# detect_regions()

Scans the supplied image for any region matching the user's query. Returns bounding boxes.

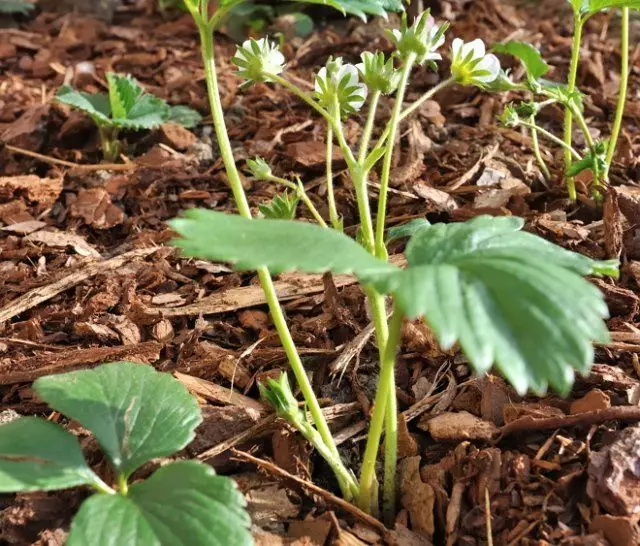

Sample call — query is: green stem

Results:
[358,308,403,512]
[196,22,349,495]
[269,73,359,169]
[374,54,416,260]
[519,119,581,160]
[564,12,583,201]
[293,414,359,498]
[606,7,629,170]
[117,473,128,495]
[529,115,551,180]
[267,174,327,228]
[358,91,381,164]
[89,474,117,495]
[399,76,455,123]
[369,76,451,177]
[326,122,340,230]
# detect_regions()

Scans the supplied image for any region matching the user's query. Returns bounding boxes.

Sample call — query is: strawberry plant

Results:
[170,1,620,523]
[0,362,252,546]
[495,1,638,199]
[55,73,202,161]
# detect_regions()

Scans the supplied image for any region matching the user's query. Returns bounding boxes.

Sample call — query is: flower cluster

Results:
[231,10,502,117]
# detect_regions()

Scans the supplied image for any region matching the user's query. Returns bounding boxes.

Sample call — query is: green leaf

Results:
[589,0,640,13]
[170,209,395,277]
[167,105,202,128]
[370,216,617,395]
[386,218,431,243]
[493,41,550,79]
[0,417,100,492]
[67,461,252,546]
[258,191,300,220]
[105,73,169,130]
[55,87,112,127]
[34,362,202,478]
[0,1,34,14]
[289,0,402,20]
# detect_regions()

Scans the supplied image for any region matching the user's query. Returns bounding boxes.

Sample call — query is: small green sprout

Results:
[0,362,252,546]
[259,191,300,220]
[55,73,202,161]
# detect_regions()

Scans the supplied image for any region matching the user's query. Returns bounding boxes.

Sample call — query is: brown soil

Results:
[0,0,639,545]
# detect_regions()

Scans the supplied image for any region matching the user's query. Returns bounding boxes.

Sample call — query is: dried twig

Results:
[231,449,391,538]
[4,144,136,171]
[499,406,640,437]
[0,247,157,325]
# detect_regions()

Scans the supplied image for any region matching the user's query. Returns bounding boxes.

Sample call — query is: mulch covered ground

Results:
[0,0,639,544]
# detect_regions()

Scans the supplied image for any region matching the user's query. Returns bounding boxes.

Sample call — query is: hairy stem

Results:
[369,76,451,177]
[196,23,352,497]
[375,54,416,260]
[359,91,381,164]
[358,308,403,513]
[606,7,629,171]
[529,115,551,180]
[326,101,340,229]
[519,119,581,160]
[564,13,583,201]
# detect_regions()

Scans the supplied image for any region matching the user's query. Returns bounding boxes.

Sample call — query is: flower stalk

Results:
[564,10,584,201]
[606,7,629,172]
[193,19,352,499]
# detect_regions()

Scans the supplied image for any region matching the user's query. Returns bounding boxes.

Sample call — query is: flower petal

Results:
[451,38,464,62]
[473,54,501,83]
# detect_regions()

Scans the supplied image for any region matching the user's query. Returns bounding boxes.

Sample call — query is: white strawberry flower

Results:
[232,38,285,84]
[389,11,448,65]
[450,38,501,86]
[314,57,368,117]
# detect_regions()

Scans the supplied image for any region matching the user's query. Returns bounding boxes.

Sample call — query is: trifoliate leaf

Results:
[259,191,300,220]
[0,417,100,492]
[67,461,252,546]
[34,362,202,478]
[170,209,395,277]
[55,87,112,126]
[167,105,202,128]
[370,216,617,395]
[493,41,550,79]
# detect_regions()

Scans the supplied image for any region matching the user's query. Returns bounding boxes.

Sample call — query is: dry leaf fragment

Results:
[25,230,102,258]
[570,389,611,415]
[425,411,499,442]
[587,424,640,516]
[590,514,640,546]
[70,188,124,229]
[0,175,63,210]
[399,456,435,538]
[413,183,457,212]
